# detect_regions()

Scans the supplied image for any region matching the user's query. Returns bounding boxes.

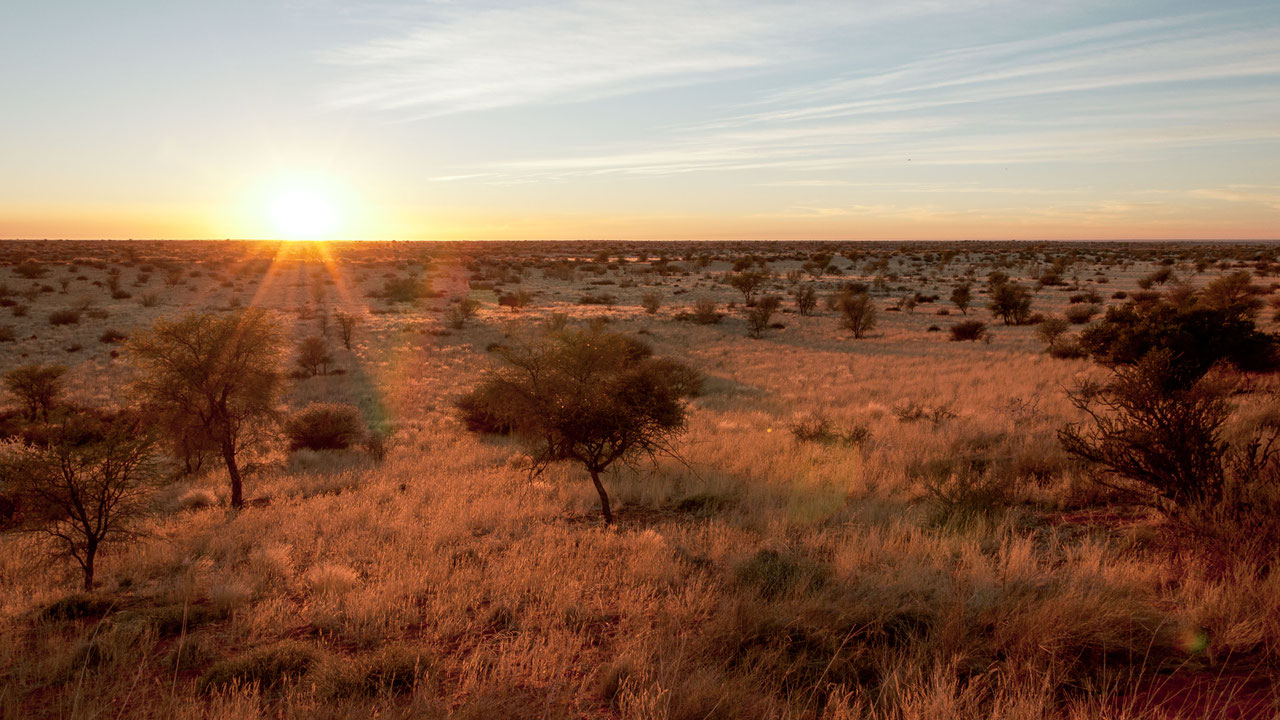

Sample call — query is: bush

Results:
[578,292,616,306]
[1079,298,1277,387]
[48,309,80,326]
[948,320,987,342]
[788,413,870,446]
[1065,304,1099,324]
[320,645,430,698]
[1059,352,1230,510]
[691,297,721,324]
[0,325,13,342]
[98,329,128,344]
[640,291,662,314]
[795,285,817,316]
[284,403,365,451]
[745,295,781,338]
[733,549,828,599]
[836,291,876,338]
[988,282,1033,325]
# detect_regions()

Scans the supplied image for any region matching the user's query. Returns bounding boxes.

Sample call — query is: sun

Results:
[270,189,339,240]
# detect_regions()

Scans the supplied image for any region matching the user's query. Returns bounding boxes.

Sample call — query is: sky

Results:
[1,0,1278,241]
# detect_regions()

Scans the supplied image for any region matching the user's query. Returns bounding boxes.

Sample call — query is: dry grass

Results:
[1,240,1278,718]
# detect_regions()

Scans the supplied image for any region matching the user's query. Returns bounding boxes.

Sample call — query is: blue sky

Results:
[2,0,1278,239]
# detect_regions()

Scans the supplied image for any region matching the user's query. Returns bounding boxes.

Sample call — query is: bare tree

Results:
[334,311,359,350]
[2,413,158,589]
[129,309,282,509]
[456,326,699,523]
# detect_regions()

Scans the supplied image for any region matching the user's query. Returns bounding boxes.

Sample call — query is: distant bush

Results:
[48,309,80,326]
[745,295,781,338]
[98,329,127,344]
[295,336,333,377]
[1065,304,1099,324]
[498,290,531,311]
[0,325,13,342]
[794,285,817,316]
[578,292,616,306]
[691,297,721,324]
[640,291,663,314]
[949,320,987,342]
[284,403,365,451]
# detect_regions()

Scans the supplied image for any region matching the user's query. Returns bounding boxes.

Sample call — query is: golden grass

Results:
[1,241,1278,718]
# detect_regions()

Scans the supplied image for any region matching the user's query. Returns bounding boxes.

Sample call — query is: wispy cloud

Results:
[434,9,1280,182]
[323,0,1008,117]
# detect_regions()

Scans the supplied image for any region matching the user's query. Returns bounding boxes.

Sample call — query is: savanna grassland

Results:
[2,239,1280,719]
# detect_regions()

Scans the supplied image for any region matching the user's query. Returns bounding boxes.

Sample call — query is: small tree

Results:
[1038,316,1071,353]
[988,282,1033,325]
[455,327,698,523]
[2,413,158,589]
[130,309,282,509]
[950,284,972,315]
[4,364,66,421]
[296,336,333,377]
[334,312,359,350]
[728,270,770,305]
[795,285,817,316]
[837,291,877,338]
[746,295,781,338]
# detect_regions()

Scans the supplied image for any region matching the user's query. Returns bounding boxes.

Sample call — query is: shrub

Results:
[1078,298,1277,387]
[445,297,481,329]
[692,297,721,324]
[794,285,817,316]
[1037,316,1070,350]
[640,291,663,314]
[836,291,876,338]
[788,413,870,447]
[98,329,128,344]
[1059,352,1230,511]
[745,295,781,338]
[0,325,13,342]
[284,403,364,451]
[578,292,616,306]
[949,320,987,342]
[48,309,80,326]
[498,290,531,311]
[1065,304,1099,324]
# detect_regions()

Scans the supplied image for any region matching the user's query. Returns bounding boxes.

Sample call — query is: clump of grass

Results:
[733,549,829,599]
[197,640,321,694]
[318,645,432,698]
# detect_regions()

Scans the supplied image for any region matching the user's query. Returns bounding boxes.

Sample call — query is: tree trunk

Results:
[588,468,613,525]
[82,542,96,591]
[222,439,243,509]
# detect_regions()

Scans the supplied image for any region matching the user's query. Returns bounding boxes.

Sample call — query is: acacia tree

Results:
[2,413,158,589]
[728,270,770,305]
[456,326,699,523]
[4,364,66,421]
[129,309,282,508]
